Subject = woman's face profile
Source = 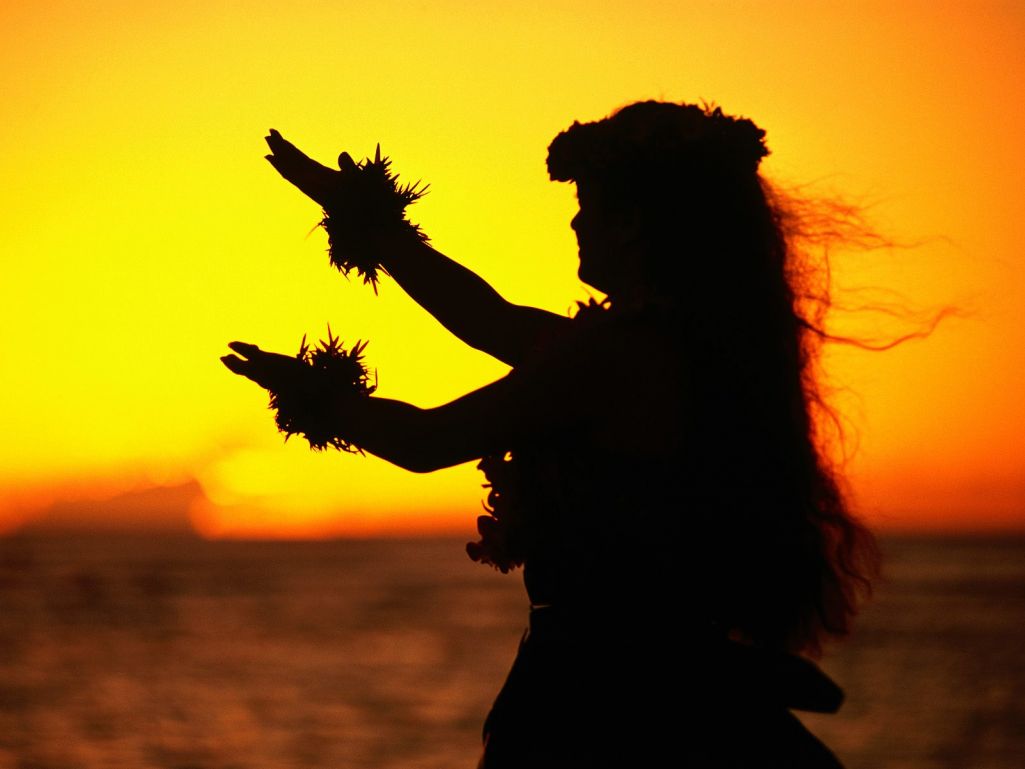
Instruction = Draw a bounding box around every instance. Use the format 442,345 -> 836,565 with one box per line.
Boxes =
571,206 -> 601,290
571,182 -> 639,296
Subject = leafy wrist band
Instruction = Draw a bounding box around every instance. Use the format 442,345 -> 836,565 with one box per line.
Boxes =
320,145 -> 429,292
268,328 -> 376,452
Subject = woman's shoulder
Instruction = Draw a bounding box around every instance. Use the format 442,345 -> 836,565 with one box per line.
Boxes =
531,298 -> 680,358
517,299 -> 683,382
515,299 -> 686,453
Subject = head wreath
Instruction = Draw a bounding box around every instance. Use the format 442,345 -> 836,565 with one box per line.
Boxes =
547,101 -> 769,185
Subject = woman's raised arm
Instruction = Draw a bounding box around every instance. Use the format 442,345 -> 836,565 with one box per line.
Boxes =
265,130 -> 568,367
375,235 -> 568,367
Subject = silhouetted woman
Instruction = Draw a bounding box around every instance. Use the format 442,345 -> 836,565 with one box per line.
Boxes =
223,101 -> 878,768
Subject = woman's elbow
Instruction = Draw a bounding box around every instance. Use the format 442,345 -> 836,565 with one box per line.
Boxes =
381,445 -> 452,474
399,456 -> 443,474
388,444 -> 475,474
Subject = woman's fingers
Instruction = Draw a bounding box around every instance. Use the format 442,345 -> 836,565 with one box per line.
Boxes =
265,129 -> 323,170
221,353 -> 275,389
264,129 -> 342,206
265,128 -> 299,156
220,354 -> 246,374
228,341 -> 261,357
265,130 -> 313,174
222,343 -> 302,391
338,151 -> 358,173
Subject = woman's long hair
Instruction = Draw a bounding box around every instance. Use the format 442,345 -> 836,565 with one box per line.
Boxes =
548,101 -> 880,656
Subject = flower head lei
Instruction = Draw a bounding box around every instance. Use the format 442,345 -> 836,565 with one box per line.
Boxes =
268,327 -> 377,452
320,145 -> 429,292
546,101 -> 769,187
467,452 -> 525,573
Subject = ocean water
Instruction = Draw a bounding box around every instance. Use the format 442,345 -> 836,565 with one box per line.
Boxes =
0,535 -> 1022,769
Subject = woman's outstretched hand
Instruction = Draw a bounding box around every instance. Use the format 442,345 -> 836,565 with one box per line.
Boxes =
265,129 -> 358,208
221,342 -> 306,393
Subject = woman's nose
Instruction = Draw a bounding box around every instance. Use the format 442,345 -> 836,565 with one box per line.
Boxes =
571,211 -> 582,232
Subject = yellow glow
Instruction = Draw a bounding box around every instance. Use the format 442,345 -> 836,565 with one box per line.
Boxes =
2,1 -> 1023,535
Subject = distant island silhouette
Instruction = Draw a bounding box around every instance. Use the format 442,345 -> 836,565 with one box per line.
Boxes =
14,480 -> 203,537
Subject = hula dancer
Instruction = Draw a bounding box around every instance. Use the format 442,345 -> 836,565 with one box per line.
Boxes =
223,103 -> 878,767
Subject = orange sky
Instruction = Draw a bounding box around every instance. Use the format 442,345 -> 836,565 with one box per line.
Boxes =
1,1 -> 1023,537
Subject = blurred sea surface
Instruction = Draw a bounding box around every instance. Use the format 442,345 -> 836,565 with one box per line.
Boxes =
1,534 -> 1023,769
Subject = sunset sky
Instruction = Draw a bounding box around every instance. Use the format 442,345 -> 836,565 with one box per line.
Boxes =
2,1 -> 1023,537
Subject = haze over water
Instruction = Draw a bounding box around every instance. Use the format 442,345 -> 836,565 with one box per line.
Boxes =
1,534 -> 1022,769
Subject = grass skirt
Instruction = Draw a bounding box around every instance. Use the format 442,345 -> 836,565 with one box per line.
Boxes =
478,606 -> 844,769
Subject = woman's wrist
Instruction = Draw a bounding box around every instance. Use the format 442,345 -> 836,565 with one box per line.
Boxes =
372,230 -> 429,271
318,147 -> 429,291
266,332 -> 376,453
